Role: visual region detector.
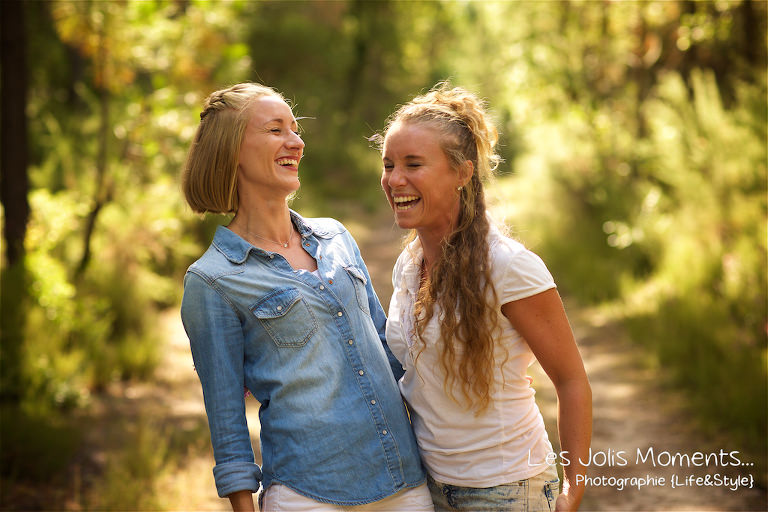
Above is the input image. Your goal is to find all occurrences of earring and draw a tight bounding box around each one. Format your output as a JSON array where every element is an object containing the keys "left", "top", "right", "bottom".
[{"left": 457, "top": 186, "right": 463, "bottom": 191}]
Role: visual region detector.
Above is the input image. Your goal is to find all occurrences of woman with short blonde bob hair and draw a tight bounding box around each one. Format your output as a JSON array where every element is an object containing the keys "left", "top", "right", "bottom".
[
  {"left": 182, "top": 82, "right": 283, "bottom": 214},
  {"left": 377, "top": 82, "right": 592, "bottom": 511},
  {"left": 181, "top": 82, "right": 432, "bottom": 512}
]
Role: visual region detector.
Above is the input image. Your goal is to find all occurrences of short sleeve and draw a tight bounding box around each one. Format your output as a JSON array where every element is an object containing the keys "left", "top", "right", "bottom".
[{"left": 492, "top": 239, "right": 556, "bottom": 305}]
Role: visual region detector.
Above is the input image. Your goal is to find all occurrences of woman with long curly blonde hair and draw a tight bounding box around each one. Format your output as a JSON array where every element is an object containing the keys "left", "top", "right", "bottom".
[{"left": 376, "top": 83, "right": 592, "bottom": 511}]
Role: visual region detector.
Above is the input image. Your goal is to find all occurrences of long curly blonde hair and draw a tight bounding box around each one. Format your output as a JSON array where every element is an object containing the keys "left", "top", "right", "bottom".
[{"left": 384, "top": 83, "right": 503, "bottom": 413}]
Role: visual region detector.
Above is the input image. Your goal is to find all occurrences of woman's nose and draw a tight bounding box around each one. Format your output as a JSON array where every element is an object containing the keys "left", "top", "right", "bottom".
[
  {"left": 288, "top": 131, "right": 304, "bottom": 149},
  {"left": 386, "top": 166, "right": 406, "bottom": 187}
]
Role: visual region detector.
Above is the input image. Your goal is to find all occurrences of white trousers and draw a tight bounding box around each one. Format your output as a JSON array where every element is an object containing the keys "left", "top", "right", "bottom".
[{"left": 261, "top": 482, "right": 435, "bottom": 512}]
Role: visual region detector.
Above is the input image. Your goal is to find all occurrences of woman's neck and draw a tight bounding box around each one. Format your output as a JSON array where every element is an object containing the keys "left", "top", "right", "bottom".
[
  {"left": 230, "top": 199, "right": 293, "bottom": 242},
  {"left": 417, "top": 228, "right": 449, "bottom": 274}
]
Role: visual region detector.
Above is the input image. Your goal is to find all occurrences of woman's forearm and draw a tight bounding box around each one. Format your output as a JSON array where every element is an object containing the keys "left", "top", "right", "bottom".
[
  {"left": 556, "top": 376, "right": 593, "bottom": 509},
  {"left": 228, "top": 490, "right": 255, "bottom": 512}
]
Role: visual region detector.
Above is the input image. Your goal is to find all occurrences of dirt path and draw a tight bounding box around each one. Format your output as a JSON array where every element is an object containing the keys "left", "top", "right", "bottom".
[
  {"left": 44, "top": 210, "right": 765, "bottom": 511},
  {"left": 529, "top": 310, "right": 767, "bottom": 511}
]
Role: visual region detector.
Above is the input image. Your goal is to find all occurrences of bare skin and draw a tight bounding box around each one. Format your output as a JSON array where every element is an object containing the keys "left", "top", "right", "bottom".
[{"left": 228, "top": 489, "right": 255, "bottom": 512}]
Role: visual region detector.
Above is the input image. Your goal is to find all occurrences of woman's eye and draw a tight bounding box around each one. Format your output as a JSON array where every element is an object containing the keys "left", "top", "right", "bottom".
[
  {"left": 383, "top": 164, "right": 394, "bottom": 170},
  {"left": 270, "top": 128, "right": 282, "bottom": 133}
]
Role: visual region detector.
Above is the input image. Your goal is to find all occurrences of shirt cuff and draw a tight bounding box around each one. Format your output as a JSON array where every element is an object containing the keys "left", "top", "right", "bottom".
[{"left": 213, "top": 461, "right": 262, "bottom": 498}]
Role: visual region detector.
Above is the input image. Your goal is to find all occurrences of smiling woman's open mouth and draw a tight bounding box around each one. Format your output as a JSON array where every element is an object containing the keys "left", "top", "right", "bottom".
[
  {"left": 393, "top": 195, "right": 421, "bottom": 210},
  {"left": 276, "top": 158, "right": 298, "bottom": 168}
]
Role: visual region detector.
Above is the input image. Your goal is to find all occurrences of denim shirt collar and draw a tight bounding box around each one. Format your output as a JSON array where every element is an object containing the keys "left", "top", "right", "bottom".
[{"left": 212, "top": 210, "right": 334, "bottom": 265}]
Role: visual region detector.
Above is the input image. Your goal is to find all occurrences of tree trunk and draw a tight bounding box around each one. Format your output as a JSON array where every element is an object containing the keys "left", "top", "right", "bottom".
[
  {"left": 1, "top": 0, "right": 30, "bottom": 267},
  {"left": 0, "top": 0, "right": 30, "bottom": 403},
  {"left": 741, "top": 0, "right": 764, "bottom": 69}
]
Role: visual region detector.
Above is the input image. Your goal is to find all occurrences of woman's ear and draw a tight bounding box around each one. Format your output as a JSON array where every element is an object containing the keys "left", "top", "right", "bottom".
[{"left": 459, "top": 160, "right": 474, "bottom": 187}]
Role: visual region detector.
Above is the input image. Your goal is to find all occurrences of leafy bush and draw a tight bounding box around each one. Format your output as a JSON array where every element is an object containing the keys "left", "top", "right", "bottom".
[{"left": 500, "top": 68, "right": 766, "bottom": 471}]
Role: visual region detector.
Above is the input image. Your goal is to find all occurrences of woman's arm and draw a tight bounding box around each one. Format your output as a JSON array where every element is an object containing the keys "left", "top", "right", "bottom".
[
  {"left": 228, "top": 490, "right": 255, "bottom": 512},
  {"left": 501, "top": 288, "right": 592, "bottom": 512},
  {"left": 181, "top": 273, "right": 261, "bottom": 503}
]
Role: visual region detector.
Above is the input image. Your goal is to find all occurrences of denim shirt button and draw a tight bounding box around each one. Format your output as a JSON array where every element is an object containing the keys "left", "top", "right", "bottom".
[
  {"left": 358, "top": 370, "right": 364, "bottom": 376},
  {"left": 348, "top": 339, "right": 354, "bottom": 345},
  {"left": 320, "top": 285, "right": 325, "bottom": 290},
  {"left": 382, "top": 430, "right": 387, "bottom": 435},
  {"left": 370, "top": 399, "right": 376, "bottom": 404},
  {"left": 337, "top": 311, "right": 343, "bottom": 317}
]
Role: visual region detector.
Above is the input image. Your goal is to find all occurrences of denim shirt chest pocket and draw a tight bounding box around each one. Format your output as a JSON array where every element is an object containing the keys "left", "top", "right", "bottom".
[
  {"left": 343, "top": 265, "right": 370, "bottom": 315},
  {"left": 251, "top": 287, "right": 318, "bottom": 347}
]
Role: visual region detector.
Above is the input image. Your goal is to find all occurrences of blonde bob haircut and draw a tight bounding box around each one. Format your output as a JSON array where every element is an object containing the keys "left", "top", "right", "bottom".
[{"left": 182, "top": 82, "right": 285, "bottom": 214}]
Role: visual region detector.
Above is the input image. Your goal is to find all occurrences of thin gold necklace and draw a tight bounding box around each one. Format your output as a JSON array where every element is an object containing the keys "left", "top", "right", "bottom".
[{"left": 242, "top": 226, "right": 294, "bottom": 248}]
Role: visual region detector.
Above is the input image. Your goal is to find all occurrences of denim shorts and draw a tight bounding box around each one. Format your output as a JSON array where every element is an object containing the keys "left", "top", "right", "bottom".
[{"left": 426, "top": 466, "right": 560, "bottom": 512}]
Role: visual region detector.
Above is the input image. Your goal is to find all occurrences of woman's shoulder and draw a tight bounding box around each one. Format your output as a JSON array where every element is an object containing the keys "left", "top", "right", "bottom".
[
  {"left": 186, "top": 226, "right": 248, "bottom": 280},
  {"left": 487, "top": 225, "right": 534, "bottom": 262},
  {"left": 295, "top": 213, "right": 348, "bottom": 237},
  {"left": 186, "top": 245, "right": 234, "bottom": 283},
  {"left": 486, "top": 226, "right": 553, "bottom": 284}
]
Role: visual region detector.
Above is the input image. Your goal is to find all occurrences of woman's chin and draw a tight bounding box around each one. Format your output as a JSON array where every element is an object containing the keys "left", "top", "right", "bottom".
[{"left": 392, "top": 214, "right": 417, "bottom": 230}]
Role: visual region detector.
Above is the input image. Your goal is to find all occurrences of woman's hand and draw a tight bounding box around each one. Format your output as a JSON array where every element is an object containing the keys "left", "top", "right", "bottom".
[{"left": 555, "top": 489, "right": 581, "bottom": 512}]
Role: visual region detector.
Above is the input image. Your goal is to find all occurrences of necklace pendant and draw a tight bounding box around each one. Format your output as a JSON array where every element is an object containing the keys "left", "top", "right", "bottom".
[{"left": 283, "top": 242, "right": 288, "bottom": 248}]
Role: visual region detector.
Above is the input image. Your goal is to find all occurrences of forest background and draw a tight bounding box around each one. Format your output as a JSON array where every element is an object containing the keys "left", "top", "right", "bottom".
[{"left": 1, "top": 0, "right": 766, "bottom": 509}]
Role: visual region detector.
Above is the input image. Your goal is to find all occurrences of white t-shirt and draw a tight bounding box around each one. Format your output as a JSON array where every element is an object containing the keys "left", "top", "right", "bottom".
[{"left": 386, "top": 224, "right": 556, "bottom": 487}]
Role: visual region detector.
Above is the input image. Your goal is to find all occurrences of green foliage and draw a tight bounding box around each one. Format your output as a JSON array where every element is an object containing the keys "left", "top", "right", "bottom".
[
  {"left": 22, "top": 188, "right": 163, "bottom": 407},
  {"left": 626, "top": 70, "right": 767, "bottom": 458},
  {"left": 0, "top": 406, "right": 80, "bottom": 482},
  {"left": 489, "top": 0, "right": 766, "bottom": 467}
]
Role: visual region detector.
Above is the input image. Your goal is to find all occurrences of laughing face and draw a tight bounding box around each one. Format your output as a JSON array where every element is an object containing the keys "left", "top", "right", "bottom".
[
  {"left": 381, "top": 121, "right": 469, "bottom": 238},
  {"left": 237, "top": 95, "right": 304, "bottom": 199}
]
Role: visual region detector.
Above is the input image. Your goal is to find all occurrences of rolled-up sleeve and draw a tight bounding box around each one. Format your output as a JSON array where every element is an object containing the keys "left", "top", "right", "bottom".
[
  {"left": 181, "top": 272, "right": 261, "bottom": 497},
  {"left": 213, "top": 461, "right": 262, "bottom": 498}
]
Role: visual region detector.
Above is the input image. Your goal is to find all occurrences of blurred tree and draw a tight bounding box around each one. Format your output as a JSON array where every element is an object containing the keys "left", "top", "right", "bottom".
[{"left": 1, "top": 0, "right": 31, "bottom": 403}]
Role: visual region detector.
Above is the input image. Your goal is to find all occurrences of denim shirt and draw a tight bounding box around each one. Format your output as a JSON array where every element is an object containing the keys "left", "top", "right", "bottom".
[{"left": 180, "top": 211, "right": 424, "bottom": 504}]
